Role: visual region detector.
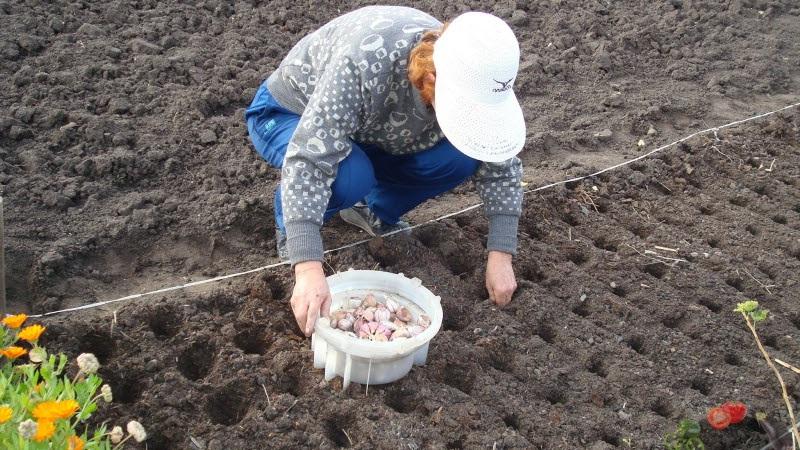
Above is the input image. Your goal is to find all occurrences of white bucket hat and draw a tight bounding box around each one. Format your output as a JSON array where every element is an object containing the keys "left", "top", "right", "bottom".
[{"left": 433, "top": 12, "right": 526, "bottom": 163}]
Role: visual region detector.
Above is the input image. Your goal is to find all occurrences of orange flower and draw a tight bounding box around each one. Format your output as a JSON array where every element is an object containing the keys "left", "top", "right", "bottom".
[
  {"left": 0, "top": 346, "right": 28, "bottom": 359},
  {"left": 2, "top": 314, "right": 27, "bottom": 329},
  {"left": 33, "top": 420, "right": 55, "bottom": 442},
  {"left": 0, "top": 405, "right": 12, "bottom": 423},
  {"left": 67, "top": 435, "right": 85, "bottom": 450},
  {"left": 18, "top": 324, "right": 46, "bottom": 343},
  {"left": 32, "top": 400, "right": 79, "bottom": 421},
  {"left": 33, "top": 382, "right": 44, "bottom": 394}
]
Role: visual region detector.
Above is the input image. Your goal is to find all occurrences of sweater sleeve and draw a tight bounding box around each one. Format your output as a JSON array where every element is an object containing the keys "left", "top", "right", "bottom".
[
  {"left": 281, "top": 57, "right": 368, "bottom": 265},
  {"left": 474, "top": 157, "right": 524, "bottom": 255}
]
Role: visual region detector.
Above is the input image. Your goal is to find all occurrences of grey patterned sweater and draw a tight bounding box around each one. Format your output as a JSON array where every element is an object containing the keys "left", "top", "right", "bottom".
[{"left": 266, "top": 5, "right": 524, "bottom": 265}]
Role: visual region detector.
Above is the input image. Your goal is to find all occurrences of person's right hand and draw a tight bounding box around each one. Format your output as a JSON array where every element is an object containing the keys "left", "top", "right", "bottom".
[{"left": 290, "top": 261, "right": 331, "bottom": 336}]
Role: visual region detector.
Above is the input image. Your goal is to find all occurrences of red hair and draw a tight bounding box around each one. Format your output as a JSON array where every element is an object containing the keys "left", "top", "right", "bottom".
[{"left": 408, "top": 24, "right": 447, "bottom": 106}]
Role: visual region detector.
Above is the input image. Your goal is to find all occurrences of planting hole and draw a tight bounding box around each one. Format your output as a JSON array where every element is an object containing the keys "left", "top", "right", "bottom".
[
  {"left": 707, "top": 237, "right": 720, "bottom": 248},
  {"left": 611, "top": 285, "right": 627, "bottom": 297},
  {"left": 147, "top": 305, "right": 181, "bottom": 338},
  {"left": 725, "top": 277, "right": 744, "bottom": 292},
  {"left": 78, "top": 330, "right": 115, "bottom": 363},
  {"left": 587, "top": 356, "right": 608, "bottom": 378},
  {"left": 544, "top": 387, "right": 567, "bottom": 405},
  {"left": 384, "top": 384, "right": 420, "bottom": 414},
  {"left": 324, "top": 415, "right": 354, "bottom": 447},
  {"left": 699, "top": 205, "right": 714, "bottom": 215},
  {"left": 772, "top": 215, "right": 787, "bottom": 225},
  {"left": 566, "top": 249, "right": 588, "bottom": 266},
  {"left": 233, "top": 324, "right": 269, "bottom": 355},
  {"left": 631, "top": 225, "right": 651, "bottom": 239},
  {"left": 651, "top": 398, "right": 674, "bottom": 418},
  {"left": 725, "top": 353, "right": 743, "bottom": 366},
  {"left": 205, "top": 383, "right": 251, "bottom": 425},
  {"left": 662, "top": 314, "right": 684, "bottom": 329},
  {"left": 100, "top": 368, "right": 144, "bottom": 404},
  {"left": 745, "top": 224, "right": 760, "bottom": 236},
  {"left": 593, "top": 236, "right": 618, "bottom": 252},
  {"left": 691, "top": 377, "right": 711, "bottom": 396},
  {"left": 503, "top": 413, "right": 520, "bottom": 430},
  {"left": 698, "top": 298, "right": 722, "bottom": 313},
  {"left": 572, "top": 302, "right": 590, "bottom": 318},
  {"left": 625, "top": 335, "right": 646, "bottom": 354},
  {"left": 442, "top": 362, "right": 475, "bottom": 394},
  {"left": 537, "top": 324, "right": 557, "bottom": 344},
  {"left": 601, "top": 433, "right": 620, "bottom": 446},
  {"left": 643, "top": 262, "right": 666, "bottom": 279},
  {"left": 729, "top": 196, "right": 748, "bottom": 207},
  {"left": 178, "top": 339, "right": 216, "bottom": 381}
]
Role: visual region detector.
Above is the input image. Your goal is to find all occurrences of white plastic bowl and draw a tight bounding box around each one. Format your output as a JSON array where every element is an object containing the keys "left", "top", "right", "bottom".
[{"left": 311, "top": 269, "right": 442, "bottom": 389}]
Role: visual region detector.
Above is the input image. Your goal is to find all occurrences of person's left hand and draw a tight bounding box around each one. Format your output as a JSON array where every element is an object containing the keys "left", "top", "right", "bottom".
[{"left": 485, "top": 250, "right": 517, "bottom": 306}]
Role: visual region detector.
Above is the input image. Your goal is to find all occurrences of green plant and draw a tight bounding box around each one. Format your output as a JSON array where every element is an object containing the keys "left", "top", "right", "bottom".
[
  {"left": 664, "top": 419, "right": 705, "bottom": 450},
  {"left": 735, "top": 301, "right": 800, "bottom": 447},
  {"left": 0, "top": 313, "right": 147, "bottom": 449}
]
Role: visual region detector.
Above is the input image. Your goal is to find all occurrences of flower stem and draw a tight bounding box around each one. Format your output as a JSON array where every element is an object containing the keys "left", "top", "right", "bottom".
[
  {"left": 112, "top": 434, "right": 132, "bottom": 450},
  {"left": 742, "top": 312, "right": 800, "bottom": 446}
]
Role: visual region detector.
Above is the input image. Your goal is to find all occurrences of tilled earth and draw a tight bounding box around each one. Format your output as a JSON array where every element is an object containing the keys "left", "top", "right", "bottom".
[{"left": 2, "top": 0, "right": 800, "bottom": 448}]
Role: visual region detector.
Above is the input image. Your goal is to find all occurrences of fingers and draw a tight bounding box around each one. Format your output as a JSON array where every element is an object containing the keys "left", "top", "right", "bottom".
[
  {"left": 291, "top": 296, "right": 307, "bottom": 336},
  {"left": 305, "top": 294, "right": 321, "bottom": 337},
  {"left": 320, "top": 293, "right": 332, "bottom": 318}
]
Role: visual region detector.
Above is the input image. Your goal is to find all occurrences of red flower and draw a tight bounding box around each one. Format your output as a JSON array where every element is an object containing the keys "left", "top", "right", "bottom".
[
  {"left": 707, "top": 407, "right": 731, "bottom": 430},
  {"left": 721, "top": 401, "right": 747, "bottom": 424}
]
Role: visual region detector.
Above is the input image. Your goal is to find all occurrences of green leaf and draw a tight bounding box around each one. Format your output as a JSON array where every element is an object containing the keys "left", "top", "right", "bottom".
[
  {"left": 750, "top": 308, "right": 768, "bottom": 322},
  {"left": 734, "top": 300, "right": 759, "bottom": 313}
]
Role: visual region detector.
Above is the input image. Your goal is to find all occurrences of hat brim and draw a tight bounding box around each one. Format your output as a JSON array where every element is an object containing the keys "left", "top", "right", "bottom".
[{"left": 434, "top": 81, "right": 526, "bottom": 163}]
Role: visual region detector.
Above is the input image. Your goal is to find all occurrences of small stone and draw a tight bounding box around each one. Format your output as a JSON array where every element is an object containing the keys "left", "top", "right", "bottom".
[
  {"left": 108, "top": 98, "right": 131, "bottom": 114},
  {"left": 199, "top": 129, "right": 217, "bottom": 144},
  {"left": 59, "top": 122, "right": 78, "bottom": 132},
  {"left": 637, "top": 139, "right": 646, "bottom": 148},
  {"left": 647, "top": 126, "right": 657, "bottom": 136},
  {"left": 579, "top": 293, "right": 587, "bottom": 302},
  {"left": 509, "top": 9, "right": 528, "bottom": 26},
  {"left": 129, "top": 38, "right": 163, "bottom": 55},
  {"left": 77, "top": 23, "right": 102, "bottom": 35},
  {"left": 594, "top": 129, "right": 613, "bottom": 141}
]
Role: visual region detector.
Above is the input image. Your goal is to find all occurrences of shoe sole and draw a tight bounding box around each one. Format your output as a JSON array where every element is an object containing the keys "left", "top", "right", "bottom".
[{"left": 339, "top": 208, "right": 377, "bottom": 236}]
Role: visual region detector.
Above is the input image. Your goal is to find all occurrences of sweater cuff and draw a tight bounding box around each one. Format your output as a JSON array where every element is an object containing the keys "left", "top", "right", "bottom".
[
  {"left": 285, "top": 221, "right": 325, "bottom": 266},
  {"left": 487, "top": 214, "right": 520, "bottom": 256}
]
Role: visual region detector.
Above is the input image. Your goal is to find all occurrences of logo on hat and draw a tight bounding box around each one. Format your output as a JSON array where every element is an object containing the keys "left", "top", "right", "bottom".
[{"left": 492, "top": 77, "right": 514, "bottom": 92}]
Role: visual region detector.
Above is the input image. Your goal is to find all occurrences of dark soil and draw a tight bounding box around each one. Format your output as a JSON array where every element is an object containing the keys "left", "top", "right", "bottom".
[{"left": 2, "top": 0, "right": 800, "bottom": 449}]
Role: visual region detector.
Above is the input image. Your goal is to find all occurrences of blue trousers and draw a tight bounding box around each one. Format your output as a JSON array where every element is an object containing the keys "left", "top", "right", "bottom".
[{"left": 245, "top": 84, "right": 480, "bottom": 232}]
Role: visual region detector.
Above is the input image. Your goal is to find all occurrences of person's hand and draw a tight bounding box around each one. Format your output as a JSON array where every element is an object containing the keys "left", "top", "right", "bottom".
[
  {"left": 485, "top": 250, "right": 517, "bottom": 307},
  {"left": 290, "top": 261, "right": 331, "bottom": 336}
]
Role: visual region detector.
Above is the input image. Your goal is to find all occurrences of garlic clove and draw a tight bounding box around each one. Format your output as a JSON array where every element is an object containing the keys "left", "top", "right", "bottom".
[
  {"left": 385, "top": 299, "right": 399, "bottom": 313},
  {"left": 395, "top": 307, "right": 412, "bottom": 322},
  {"left": 418, "top": 314, "right": 431, "bottom": 328},
  {"left": 337, "top": 317, "right": 354, "bottom": 331},
  {"left": 367, "top": 321, "right": 379, "bottom": 334},
  {"left": 363, "top": 293, "right": 377, "bottom": 307},
  {"left": 408, "top": 325, "right": 424, "bottom": 337},
  {"left": 381, "top": 320, "right": 397, "bottom": 331},
  {"left": 374, "top": 308, "right": 390, "bottom": 322},
  {"left": 372, "top": 333, "right": 388, "bottom": 342}
]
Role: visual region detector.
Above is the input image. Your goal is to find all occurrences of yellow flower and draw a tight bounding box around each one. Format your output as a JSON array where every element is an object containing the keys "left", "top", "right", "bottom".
[
  {"left": 67, "top": 435, "right": 85, "bottom": 450},
  {"left": 0, "top": 405, "right": 12, "bottom": 423},
  {"left": 17, "top": 324, "right": 46, "bottom": 343},
  {"left": 32, "top": 400, "right": 79, "bottom": 421},
  {"left": 2, "top": 314, "right": 27, "bottom": 329},
  {"left": 0, "top": 346, "right": 28, "bottom": 359},
  {"left": 33, "top": 420, "right": 55, "bottom": 442}
]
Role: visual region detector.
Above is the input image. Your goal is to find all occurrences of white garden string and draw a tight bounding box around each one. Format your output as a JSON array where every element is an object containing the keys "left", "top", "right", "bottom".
[{"left": 29, "top": 101, "right": 799, "bottom": 318}]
